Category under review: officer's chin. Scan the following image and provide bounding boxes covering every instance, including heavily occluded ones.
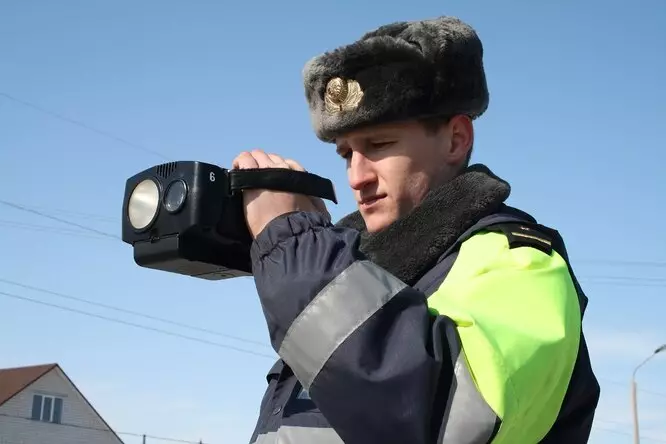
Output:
[362,211,395,234]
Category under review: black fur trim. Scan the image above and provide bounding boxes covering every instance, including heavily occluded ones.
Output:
[335,164,510,286]
[303,16,489,142]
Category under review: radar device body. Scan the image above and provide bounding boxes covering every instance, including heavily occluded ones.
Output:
[121,160,336,280]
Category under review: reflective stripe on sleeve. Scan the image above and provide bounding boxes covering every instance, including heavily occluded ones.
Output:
[278,260,407,390]
[439,321,500,444]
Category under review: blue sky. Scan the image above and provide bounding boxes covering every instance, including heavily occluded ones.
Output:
[1,0,665,443]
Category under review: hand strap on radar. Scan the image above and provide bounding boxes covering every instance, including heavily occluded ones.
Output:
[228,168,338,204]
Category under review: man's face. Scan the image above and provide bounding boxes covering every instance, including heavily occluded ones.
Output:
[335,117,473,233]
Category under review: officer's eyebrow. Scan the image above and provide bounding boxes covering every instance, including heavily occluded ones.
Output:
[335,128,400,157]
[364,126,401,141]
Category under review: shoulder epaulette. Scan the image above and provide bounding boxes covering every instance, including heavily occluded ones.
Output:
[486,223,554,256]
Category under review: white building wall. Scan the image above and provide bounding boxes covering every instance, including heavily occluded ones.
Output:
[0,367,123,444]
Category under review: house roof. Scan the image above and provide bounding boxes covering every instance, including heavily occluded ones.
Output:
[0,363,57,407]
[0,363,124,443]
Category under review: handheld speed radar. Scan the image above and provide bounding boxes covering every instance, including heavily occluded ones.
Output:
[121,161,337,280]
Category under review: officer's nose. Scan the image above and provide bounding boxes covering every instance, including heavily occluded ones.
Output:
[348,152,377,191]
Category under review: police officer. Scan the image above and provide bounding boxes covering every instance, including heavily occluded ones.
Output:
[233,15,600,444]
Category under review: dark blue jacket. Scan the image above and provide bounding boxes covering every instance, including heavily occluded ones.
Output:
[246,198,599,444]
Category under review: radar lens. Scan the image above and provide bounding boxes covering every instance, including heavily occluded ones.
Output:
[164,179,187,213]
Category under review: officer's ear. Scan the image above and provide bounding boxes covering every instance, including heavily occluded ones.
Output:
[446,115,474,168]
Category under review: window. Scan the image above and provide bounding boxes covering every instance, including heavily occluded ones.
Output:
[31,394,63,423]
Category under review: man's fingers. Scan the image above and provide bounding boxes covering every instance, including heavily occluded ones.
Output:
[235,150,306,173]
[268,153,290,169]
[284,159,306,172]
[233,151,259,169]
[250,149,278,168]
[234,150,331,230]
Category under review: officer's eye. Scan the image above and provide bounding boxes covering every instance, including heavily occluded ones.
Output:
[369,141,395,149]
[338,149,351,160]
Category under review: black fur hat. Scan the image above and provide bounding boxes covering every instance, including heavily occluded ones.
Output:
[302,16,489,142]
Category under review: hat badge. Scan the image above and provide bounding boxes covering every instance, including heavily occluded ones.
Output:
[325,77,364,115]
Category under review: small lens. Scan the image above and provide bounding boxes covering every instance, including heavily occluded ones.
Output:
[164,180,187,213]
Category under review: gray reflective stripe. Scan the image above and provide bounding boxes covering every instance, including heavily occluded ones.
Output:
[251,432,275,444]
[252,426,344,444]
[278,260,407,390]
[439,321,500,444]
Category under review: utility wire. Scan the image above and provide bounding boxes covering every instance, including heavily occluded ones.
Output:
[4,274,666,395]
[9,202,666,268]
[3,289,666,440]
[2,282,666,398]
[2,411,666,444]
[0,92,171,161]
[0,290,276,361]
[583,275,666,283]
[0,199,120,240]
[0,277,271,349]
[6,204,118,223]
[578,279,666,289]
[576,259,666,269]
[0,412,209,444]
[2,412,666,444]
[2,89,665,273]
[598,377,666,399]
[591,424,666,443]
[0,218,111,240]
[2,200,665,359]
[4,200,666,279]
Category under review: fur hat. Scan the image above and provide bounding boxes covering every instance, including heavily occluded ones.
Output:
[302,16,489,142]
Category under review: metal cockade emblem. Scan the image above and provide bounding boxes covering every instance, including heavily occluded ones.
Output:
[324,77,364,115]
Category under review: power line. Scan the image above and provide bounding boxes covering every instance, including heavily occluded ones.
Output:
[576,259,666,269]
[5,204,118,223]
[591,423,666,443]
[3,275,666,395]
[3,404,666,443]
[0,277,271,349]
[3,282,666,397]
[119,433,208,444]
[598,377,666,399]
[0,218,112,240]
[583,275,666,283]
[2,290,666,441]
[2,199,666,363]
[0,290,276,361]
[579,279,666,289]
[5,200,666,278]
[1,90,665,275]
[0,92,171,161]
[0,199,120,240]
[0,412,208,443]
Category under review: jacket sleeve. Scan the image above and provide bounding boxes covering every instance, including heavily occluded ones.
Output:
[249,211,582,444]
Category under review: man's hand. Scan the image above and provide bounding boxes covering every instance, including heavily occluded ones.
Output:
[232,149,331,238]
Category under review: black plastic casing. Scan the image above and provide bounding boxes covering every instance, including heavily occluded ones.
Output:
[121,161,253,280]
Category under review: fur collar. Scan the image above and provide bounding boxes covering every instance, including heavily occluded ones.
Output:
[335,164,511,285]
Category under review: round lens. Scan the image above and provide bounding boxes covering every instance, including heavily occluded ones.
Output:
[164,180,187,213]
[128,179,160,230]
